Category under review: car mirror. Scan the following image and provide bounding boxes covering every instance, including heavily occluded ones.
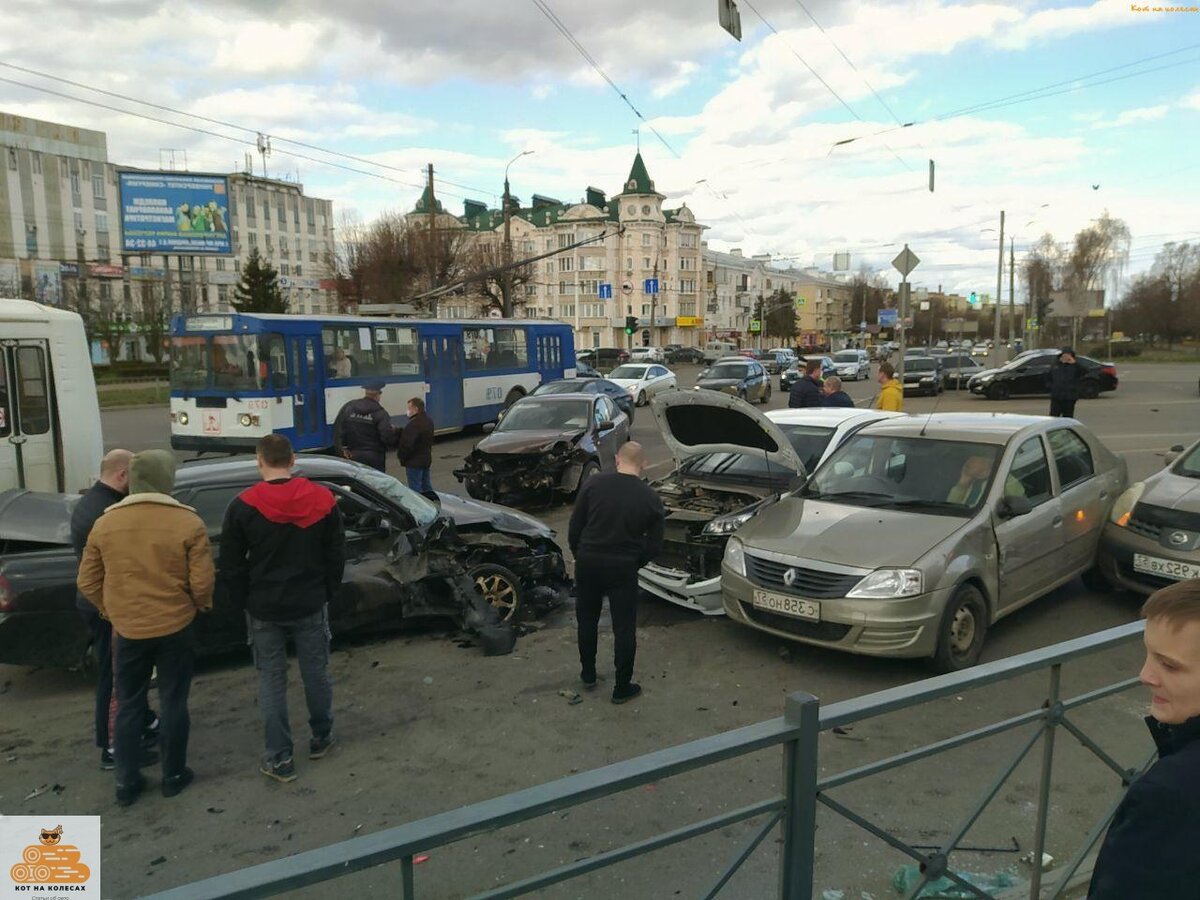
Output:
[482,422,496,433]
[999,495,1033,519]
[597,420,615,433]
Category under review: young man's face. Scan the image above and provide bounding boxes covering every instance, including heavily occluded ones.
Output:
[407,403,417,418]
[1140,617,1200,724]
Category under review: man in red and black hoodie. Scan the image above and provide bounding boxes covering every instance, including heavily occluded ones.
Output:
[219,434,345,783]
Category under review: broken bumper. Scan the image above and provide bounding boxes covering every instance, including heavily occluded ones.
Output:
[638,563,725,615]
[455,455,582,498]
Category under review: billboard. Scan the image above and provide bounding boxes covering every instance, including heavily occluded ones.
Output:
[34,262,62,305]
[119,172,232,255]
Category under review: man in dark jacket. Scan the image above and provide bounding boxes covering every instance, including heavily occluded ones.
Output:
[821,376,855,408]
[397,397,435,495]
[333,382,396,471]
[69,448,158,770]
[788,359,824,408]
[219,434,346,783]
[568,441,664,705]
[1089,578,1200,898]
[1047,347,1083,417]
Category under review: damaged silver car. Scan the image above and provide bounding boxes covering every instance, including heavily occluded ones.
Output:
[454,393,630,504]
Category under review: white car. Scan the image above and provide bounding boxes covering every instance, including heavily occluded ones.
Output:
[831,349,871,381]
[630,346,665,363]
[605,363,677,406]
[638,394,904,614]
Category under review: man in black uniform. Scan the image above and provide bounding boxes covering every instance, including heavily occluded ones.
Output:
[333,382,396,472]
[1047,347,1083,418]
[568,442,665,705]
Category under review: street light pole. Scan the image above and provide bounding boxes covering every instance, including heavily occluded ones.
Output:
[502,150,534,318]
[991,210,1005,368]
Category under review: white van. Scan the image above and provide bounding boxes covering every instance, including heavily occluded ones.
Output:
[703,340,738,364]
[0,299,102,493]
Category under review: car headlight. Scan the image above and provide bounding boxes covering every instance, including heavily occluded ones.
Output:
[920,376,934,383]
[481,462,493,473]
[978,374,994,383]
[847,568,923,599]
[1110,482,1144,526]
[177,412,189,426]
[723,537,747,576]
[703,509,755,535]
[238,413,260,427]
[693,385,701,391]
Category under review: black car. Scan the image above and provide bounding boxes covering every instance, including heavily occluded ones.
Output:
[668,346,706,365]
[969,351,1118,401]
[0,459,570,670]
[574,360,601,378]
[576,347,630,372]
[531,377,635,422]
[939,353,985,390]
[901,357,943,396]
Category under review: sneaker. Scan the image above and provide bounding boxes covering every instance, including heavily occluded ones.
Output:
[115,774,146,808]
[141,714,160,749]
[261,758,298,783]
[161,766,194,798]
[101,748,160,770]
[611,683,643,705]
[580,671,605,691]
[309,735,336,760]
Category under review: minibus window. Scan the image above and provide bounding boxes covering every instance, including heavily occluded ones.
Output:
[15,347,50,435]
[0,354,10,437]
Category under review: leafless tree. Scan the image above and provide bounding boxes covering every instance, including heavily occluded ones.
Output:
[135,282,170,363]
[462,235,534,316]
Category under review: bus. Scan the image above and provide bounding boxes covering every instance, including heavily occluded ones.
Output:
[168,313,576,453]
[0,298,103,493]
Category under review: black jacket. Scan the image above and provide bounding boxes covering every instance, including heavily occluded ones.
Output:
[1089,715,1200,898]
[568,472,664,568]
[788,376,823,408]
[218,478,346,622]
[822,390,854,408]
[1047,360,1083,400]
[70,481,125,612]
[398,411,435,469]
[334,397,397,457]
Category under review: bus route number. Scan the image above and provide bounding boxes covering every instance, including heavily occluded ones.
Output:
[247,400,270,410]
[486,387,504,402]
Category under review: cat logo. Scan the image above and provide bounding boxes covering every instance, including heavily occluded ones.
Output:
[9,824,90,884]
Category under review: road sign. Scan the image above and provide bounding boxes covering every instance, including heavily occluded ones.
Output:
[892,246,920,277]
[919,301,931,311]
[749,319,762,333]
[621,281,633,295]
[878,308,898,327]
[644,278,659,295]
[598,283,613,300]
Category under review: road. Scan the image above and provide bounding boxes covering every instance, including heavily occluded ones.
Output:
[1,362,1194,898]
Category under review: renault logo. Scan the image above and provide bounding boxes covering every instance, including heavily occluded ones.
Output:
[783,568,798,587]
[1170,531,1191,546]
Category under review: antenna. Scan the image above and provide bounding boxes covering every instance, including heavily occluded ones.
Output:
[919,360,948,436]
[256,133,272,178]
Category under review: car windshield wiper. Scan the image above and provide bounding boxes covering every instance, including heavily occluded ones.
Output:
[881,498,972,513]
[805,489,894,506]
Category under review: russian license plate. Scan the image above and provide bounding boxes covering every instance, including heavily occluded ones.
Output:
[1134,554,1200,582]
[752,589,820,621]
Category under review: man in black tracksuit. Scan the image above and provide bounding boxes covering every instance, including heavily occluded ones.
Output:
[1047,347,1083,418]
[568,441,664,705]
[219,434,346,783]
[333,381,396,471]
[788,359,824,408]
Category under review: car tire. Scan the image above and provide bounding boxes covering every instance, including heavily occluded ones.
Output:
[469,563,524,623]
[1079,380,1100,400]
[987,382,1010,401]
[637,390,648,407]
[932,584,989,673]
[1081,562,1114,593]
[569,459,601,498]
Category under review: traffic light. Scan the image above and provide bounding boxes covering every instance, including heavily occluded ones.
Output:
[624,315,638,335]
[969,292,978,305]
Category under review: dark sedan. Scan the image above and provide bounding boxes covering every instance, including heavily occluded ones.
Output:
[455,393,630,503]
[668,346,706,365]
[939,353,985,390]
[968,351,1118,401]
[0,458,570,670]
[531,376,635,422]
[695,358,771,404]
[901,357,943,396]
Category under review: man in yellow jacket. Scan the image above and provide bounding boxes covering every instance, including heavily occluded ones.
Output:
[78,450,214,807]
[876,361,904,411]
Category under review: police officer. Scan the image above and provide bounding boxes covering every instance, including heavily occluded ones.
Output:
[333,382,397,471]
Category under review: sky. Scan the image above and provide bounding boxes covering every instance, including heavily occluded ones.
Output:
[1,0,1198,300]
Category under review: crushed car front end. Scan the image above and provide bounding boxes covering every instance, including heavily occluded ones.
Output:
[454,440,589,502]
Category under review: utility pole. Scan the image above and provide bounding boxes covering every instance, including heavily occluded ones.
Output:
[501,150,533,319]
[426,163,437,318]
[650,259,658,348]
[991,210,1005,368]
[1009,236,1016,344]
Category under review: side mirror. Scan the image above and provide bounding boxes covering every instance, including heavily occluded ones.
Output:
[999,495,1033,519]
[597,420,615,433]
[482,422,496,433]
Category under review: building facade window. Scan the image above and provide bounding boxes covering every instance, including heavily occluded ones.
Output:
[559,257,573,272]
[560,303,576,317]
[679,299,696,316]
[680,257,696,270]
[579,279,601,297]
[25,225,38,255]
[643,257,651,269]
[680,279,696,293]
[558,281,575,295]
[581,302,604,318]
[95,212,109,233]
[641,233,651,247]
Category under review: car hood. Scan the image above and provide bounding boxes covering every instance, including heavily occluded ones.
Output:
[903,370,938,381]
[0,489,78,545]
[1142,471,1200,512]
[650,390,804,475]
[475,429,584,456]
[736,496,964,568]
[434,491,554,538]
[696,378,743,390]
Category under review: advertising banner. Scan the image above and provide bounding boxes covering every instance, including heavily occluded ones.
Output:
[59,262,80,277]
[119,171,232,255]
[675,316,703,328]
[130,266,168,281]
[34,262,62,305]
[88,264,125,278]
[0,260,19,294]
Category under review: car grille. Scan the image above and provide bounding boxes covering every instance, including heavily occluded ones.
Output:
[744,554,862,599]
[1130,503,1200,539]
[744,606,852,642]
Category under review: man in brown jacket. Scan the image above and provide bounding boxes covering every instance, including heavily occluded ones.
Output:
[78,450,214,807]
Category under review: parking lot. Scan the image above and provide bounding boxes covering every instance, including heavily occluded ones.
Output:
[2,360,1196,897]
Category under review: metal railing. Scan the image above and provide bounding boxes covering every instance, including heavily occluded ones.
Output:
[144,620,1149,900]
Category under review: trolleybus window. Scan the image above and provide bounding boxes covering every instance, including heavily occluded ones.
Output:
[171,337,209,390]
[170,333,287,391]
[323,326,419,378]
[464,327,527,370]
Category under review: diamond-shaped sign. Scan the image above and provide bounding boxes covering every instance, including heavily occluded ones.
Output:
[892,246,920,277]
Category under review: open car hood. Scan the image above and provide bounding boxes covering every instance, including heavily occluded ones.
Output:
[649,391,805,475]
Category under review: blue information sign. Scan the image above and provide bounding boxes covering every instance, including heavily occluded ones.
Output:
[643,278,659,295]
[878,308,898,327]
[119,172,233,255]
[598,283,613,299]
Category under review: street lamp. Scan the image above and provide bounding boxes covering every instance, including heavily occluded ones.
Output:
[502,150,534,318]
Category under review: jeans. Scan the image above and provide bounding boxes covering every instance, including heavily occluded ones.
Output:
[248,607,333,765]
[78,605,117,749]
[574,558,640,688]
[406,467,433,493]
[114,623,194,786]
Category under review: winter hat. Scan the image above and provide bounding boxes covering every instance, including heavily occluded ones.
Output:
[128,449,178,495]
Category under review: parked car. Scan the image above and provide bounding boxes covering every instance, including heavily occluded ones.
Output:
[1096,437,1200,595]
[605,363,677,407]
[455,393,630,503]
[531,377,635,422]
[703,341,739,363]
[939,353,985,390]
[780,356,835,392]
[754,350,784,375]
[638,392,902,614]
[695,358,771,404]
[577,348,630,371]
[972,343,992,358]
[668,346,706,365]
[574,360,600,378]
[630,346,666,363]
[0,458,571,669]
[968,351,1118,401]
[831,349,871,381]
[721,414,1127,670]
[901,357,943,396]
[765,348,798,371]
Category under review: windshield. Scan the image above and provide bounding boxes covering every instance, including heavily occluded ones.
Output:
[906,359,937,372]
[353,467,439,527]
[706,363,748,380]
[534,379,594,395]
[610,365,649,379]
[802,435,1001,516]
[1175,443,1200,479]
[170,333,287,392]
[682,424,833,480]
[496,399,592,433]
[833,352,859,363]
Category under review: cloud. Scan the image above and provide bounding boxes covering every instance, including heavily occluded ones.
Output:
[1092,104,1170,129]
[652,61,700,99]
[212,22,326,75]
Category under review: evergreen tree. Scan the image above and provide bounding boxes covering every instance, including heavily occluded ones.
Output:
[232,248,288,313]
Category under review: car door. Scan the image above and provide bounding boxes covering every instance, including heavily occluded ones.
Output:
[1013,358,1053,396]
[992,435,1064,612]
[1046,427,1107,572]
[592,396,620,469]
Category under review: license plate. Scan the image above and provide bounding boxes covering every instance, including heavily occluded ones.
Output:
[1134,554,1200,582]
[752,589,820,621]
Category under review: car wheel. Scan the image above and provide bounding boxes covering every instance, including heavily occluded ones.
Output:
[1079,380,1100,400]
[570,459,601,498]
[1081,563,1114,593]
[637,390,648,407]
[760,384,772,405]
[932,584,989,672]
[987,382,1010,401]
[469,563,523,623]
